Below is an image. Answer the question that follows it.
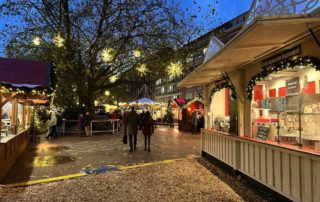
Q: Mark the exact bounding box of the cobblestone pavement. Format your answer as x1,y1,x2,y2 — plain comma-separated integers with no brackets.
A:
2,126,201,184
0,159,266,202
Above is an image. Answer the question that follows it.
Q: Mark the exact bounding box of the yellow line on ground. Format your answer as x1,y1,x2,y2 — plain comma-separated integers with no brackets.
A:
4,157,194,188
118,157,187,170
5,173,87,188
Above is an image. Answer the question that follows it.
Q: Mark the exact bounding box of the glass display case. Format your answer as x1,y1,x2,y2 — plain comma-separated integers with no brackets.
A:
252,94,320,151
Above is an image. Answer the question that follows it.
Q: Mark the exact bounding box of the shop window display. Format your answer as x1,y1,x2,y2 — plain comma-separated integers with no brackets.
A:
251,67,320,151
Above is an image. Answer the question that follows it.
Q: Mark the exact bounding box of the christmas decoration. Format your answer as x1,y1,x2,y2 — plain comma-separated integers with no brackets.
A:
109,75,118,83
101,48,115,62
32,37,41,46
246,56,320,100
136,64,148,76
133,49,141,58
53,34,64,47
167,62,183,77
209,82,234,103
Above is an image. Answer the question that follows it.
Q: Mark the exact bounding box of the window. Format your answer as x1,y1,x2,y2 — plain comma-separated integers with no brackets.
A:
156,79,161,85
168,85,173,92
168,75,174,81
161,87,165,94
251,66,320,151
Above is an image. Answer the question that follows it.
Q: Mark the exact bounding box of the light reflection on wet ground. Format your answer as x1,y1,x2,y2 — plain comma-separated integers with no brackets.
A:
1,125,201,184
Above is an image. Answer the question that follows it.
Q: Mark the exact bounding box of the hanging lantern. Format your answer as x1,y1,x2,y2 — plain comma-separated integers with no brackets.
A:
167,62,183,77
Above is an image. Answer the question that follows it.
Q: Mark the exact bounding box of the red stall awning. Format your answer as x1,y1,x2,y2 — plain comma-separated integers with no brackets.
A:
0,58,51,88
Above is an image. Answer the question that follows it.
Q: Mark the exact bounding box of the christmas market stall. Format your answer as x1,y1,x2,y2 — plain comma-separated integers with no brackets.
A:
178,97,204,132
178,1,320,201
0,58,52,180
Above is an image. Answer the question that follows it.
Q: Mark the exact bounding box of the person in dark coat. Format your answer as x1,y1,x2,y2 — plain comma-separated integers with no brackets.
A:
126,107,140,152
83,112,92,136
141,111,155,152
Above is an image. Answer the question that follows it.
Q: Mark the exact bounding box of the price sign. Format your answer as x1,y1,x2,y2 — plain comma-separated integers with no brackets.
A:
256,126,270,140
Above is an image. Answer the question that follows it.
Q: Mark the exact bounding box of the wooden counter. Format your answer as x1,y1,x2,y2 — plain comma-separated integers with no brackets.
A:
0,128,30,181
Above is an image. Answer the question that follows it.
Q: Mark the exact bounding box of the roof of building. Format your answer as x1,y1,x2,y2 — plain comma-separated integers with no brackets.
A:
0,57,52,89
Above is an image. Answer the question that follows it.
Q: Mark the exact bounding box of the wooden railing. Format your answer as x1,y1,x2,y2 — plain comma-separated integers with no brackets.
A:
202,129,320,202
0,128,30,181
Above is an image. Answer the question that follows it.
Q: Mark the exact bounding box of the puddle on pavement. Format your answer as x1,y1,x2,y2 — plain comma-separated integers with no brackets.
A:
29,145,71,152
24,156,74,167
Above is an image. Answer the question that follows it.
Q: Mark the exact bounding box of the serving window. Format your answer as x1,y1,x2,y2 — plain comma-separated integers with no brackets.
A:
209,88,238,135
251,66,320,152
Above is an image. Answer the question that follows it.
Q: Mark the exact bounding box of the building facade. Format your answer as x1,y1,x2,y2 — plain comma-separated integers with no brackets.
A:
154,11,249,103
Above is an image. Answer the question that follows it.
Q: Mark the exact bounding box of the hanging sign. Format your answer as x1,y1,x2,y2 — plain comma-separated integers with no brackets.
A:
256,126,270,140
262,45,301,68
286,77,300,95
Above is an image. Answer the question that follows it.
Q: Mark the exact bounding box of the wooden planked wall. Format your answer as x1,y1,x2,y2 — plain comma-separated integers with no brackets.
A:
202,130,320,202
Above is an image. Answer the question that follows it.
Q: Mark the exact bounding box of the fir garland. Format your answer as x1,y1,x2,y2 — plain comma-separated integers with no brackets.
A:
246,56,320,100
209,82,235,103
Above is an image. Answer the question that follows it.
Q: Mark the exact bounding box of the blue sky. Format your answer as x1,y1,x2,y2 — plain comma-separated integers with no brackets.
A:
0,0,253,56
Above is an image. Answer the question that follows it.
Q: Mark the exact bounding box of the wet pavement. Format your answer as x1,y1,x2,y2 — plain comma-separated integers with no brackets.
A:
1,126,201,184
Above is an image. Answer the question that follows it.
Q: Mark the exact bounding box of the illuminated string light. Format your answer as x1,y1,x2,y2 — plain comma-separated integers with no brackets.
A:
53,34,64,47
32,37,41,46
133,49,141,58
105,91,110,96
109,75,118,83
167,62,183,77
136,64,148,76
101,48,114,62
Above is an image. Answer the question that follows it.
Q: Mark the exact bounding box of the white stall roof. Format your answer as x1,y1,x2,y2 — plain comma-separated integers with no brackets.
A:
178,16,320,87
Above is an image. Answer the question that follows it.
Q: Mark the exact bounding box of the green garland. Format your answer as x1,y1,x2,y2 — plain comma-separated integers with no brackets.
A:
209,82,235,103
246,56,320,100
0,83,54,98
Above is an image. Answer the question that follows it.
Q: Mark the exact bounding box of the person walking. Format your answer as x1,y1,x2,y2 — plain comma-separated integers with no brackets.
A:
167,110,174,129
126,107,140,152
141,111,155,152
77,113,84,135
45,112,58,139
83,112,92,136
191,111,198,134
152,111,157,129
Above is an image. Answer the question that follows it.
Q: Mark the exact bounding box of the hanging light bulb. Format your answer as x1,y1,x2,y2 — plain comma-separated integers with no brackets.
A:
109,75,118,83
136,64,148,76
167,61,183,77
101,48,114,62
133,49,141,58
32,37,41,46
53,34,64,47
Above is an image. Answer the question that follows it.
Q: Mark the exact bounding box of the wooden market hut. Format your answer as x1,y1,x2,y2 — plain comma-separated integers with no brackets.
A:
0,58,52,180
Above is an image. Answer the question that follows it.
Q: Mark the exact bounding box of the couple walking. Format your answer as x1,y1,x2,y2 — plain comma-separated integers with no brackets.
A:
126,107,154,152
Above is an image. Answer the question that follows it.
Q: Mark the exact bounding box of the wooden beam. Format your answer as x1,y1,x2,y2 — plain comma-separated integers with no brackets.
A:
1,93,18,108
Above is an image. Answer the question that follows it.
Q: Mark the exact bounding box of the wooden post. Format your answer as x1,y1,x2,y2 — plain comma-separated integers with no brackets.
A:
22,104,26,129
0,91,2,140
11,98,18,134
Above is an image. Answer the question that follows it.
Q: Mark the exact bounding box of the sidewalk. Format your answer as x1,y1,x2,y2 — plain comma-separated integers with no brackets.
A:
0,159,266,202
1,126,201,184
